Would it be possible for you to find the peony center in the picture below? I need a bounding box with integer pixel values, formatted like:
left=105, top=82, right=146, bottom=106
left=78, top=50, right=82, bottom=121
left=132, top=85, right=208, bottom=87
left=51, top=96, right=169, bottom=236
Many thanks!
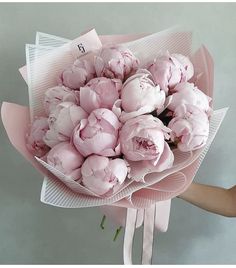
left=132, top=137, right=157, bottom=155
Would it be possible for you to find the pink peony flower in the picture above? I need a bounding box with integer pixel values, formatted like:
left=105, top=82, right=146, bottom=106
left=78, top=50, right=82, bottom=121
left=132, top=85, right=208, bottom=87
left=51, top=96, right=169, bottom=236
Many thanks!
left=120, top=114, right=173, bottom=168
left=26, top=117, right=49, bottom=157
left=172, top=53, right=194, bottom=80
left=120, top=70, right=165, bottom=121
left=47, top=142, right=84, bottom=181
left=94, top=45, right=139, bottom=81
left=167, top=82, right=211, bottom=114
left=168, top=104, right=210, bottom=152
left=59, top=58, right=96, bottom=90
left=81, top=155, right=127, bottom=195
left=44, top=85, right=80, bottom=115
left=43, top=128, right=68, bottom=149
left=73, top=108, right=121, bottom=157
left=44, top=102, right=88, bottom=147
left=147, top=52, right=194, bottom=94
left=80, top=77, right=121, bottom=114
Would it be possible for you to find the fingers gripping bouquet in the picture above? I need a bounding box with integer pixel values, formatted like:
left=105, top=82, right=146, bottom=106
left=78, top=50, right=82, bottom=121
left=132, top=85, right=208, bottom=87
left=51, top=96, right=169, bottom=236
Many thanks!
left=1, top=27, right=228, bottom=264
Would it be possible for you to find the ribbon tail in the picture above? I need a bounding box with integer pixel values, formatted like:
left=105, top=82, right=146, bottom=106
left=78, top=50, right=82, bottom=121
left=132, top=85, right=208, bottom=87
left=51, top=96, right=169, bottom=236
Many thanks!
left=155, top=199, right=171, bottom=232
left=123, top=208, right=138, bottom=265
left=141, top=204, right=156, bottom=264
left=123, top=201, right=171, bottom=265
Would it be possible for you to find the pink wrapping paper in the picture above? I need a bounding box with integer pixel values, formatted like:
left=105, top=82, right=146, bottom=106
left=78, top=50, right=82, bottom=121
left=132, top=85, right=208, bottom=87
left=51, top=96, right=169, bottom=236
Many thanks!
left=2, top=28, right=227, bottom=209
left=1, top=28, right=228, bottom=265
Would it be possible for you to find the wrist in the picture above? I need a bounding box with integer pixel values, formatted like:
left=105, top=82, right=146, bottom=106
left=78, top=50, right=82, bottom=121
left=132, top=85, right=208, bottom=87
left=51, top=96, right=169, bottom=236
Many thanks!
left=177, top=182, right=196, bottom=200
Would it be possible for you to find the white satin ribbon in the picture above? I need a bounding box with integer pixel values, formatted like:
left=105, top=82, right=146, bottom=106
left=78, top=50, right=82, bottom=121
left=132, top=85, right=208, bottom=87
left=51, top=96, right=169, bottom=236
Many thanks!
left=142, top=204, right=156, bottom=264
left=123, top=208, right=138, bottom=265
left=123, top=200, right=171, bottom=265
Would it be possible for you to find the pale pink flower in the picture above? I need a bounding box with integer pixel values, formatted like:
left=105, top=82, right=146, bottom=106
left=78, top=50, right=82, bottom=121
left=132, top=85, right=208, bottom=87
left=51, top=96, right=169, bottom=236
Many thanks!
left=147, top=52, right=194, bottom=94
left=167, top=82, right=211, bottom=114
left=80, top=77, right=121, bottom=114
left=172, top=53, right=194, bottom=80
left=73, top=108, right=121, bottom=157
left=47, top=142, right=84, bottom=181
left=168, top=104, right=210, bottom=152
left=44, top=102, right=88, bottom=147
left=81, top=155, right=127, bottom=195
left=94, top=45, right=139, bottom=81
left=120, top=114, right=173, bottom=169
left=120, top=70, right=165, bottom=121
left=44, top=85, right=80, bottom=115
left=59, top=58, right=96, bottom=90
left=26, top=117, right=49, bottom=157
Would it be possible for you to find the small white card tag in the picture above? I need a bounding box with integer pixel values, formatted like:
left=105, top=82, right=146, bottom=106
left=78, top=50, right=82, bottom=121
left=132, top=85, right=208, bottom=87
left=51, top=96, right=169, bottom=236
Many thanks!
left=70, top=28, right=102, bottom=58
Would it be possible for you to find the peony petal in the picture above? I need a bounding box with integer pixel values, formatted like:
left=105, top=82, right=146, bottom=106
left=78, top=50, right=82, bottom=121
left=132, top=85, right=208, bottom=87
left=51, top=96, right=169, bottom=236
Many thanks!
left=69, top=105, right=88, bottom=127
left=94, top=56, right=105, bottom=76
left=75, top=132, right=117, bottom=157
left=93, top=108, right=120, bottom=130
left=108, top=158, right=128, bottom=183
left=120, top=105, right=154, bottom=123
left=149, top=142, right=174, bottom=171
left=112, top=99, right=122, bottom=118
left=80, top=86, right=100, bottom=114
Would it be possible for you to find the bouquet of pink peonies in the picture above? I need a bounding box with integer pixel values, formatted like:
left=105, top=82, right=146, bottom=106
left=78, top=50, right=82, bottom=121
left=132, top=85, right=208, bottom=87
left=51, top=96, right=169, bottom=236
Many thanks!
left=1, top=27, right=228, bottom=264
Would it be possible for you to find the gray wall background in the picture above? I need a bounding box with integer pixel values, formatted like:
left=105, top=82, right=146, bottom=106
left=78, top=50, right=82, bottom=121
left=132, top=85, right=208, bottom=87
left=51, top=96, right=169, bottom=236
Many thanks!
left=0, top=3, right=236, bottom=264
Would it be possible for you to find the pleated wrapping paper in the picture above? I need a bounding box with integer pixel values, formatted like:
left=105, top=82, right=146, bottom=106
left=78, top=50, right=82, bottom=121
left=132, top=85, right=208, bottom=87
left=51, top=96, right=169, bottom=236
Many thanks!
left=1, top=27, right=228, bottom=264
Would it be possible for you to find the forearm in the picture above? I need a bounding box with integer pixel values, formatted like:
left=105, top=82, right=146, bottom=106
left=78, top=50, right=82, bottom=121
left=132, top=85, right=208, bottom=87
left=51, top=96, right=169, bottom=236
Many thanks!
left=179, top=182, right=236, bottom=217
